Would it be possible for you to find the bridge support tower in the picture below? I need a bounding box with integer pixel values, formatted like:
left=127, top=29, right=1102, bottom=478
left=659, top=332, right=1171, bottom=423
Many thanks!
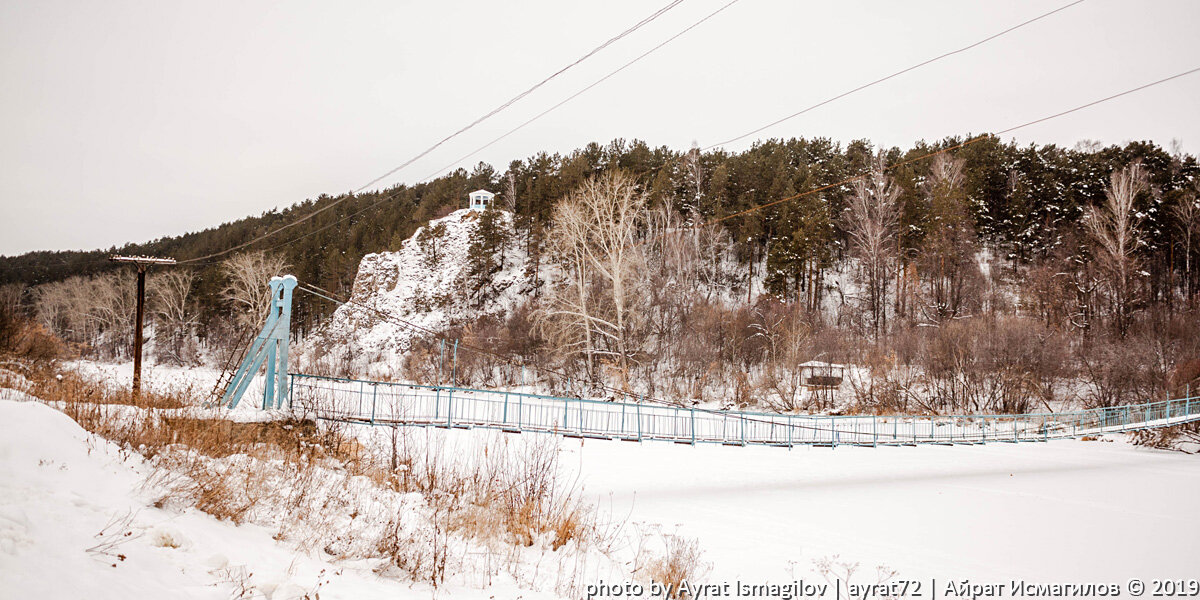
left=223, top=275, right=297, bottom=409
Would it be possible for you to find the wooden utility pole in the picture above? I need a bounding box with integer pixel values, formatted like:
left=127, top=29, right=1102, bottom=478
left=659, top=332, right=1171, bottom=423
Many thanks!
left=109, top=255, right=176, bottom=399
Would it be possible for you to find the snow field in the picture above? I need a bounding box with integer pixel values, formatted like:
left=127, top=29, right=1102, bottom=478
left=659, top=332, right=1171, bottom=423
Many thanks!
left=346, top=416, right=1200, bottom=590
left=22, top=361, right=1200, bottom=598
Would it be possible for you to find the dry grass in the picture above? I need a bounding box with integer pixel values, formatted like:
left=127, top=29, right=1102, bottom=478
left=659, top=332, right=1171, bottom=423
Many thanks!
left=814, top=555, right=901, bottom=600
left=634, top=529, right=709, bottom=599
left=25, top=366, right=190, bottom=409
left=364, top=430, right=608, bottom=588
left=375, top=426, right=598, bottom=554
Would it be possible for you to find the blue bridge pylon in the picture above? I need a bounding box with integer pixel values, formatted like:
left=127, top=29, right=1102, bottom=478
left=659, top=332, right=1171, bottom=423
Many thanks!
left=223, top=275, right=297, bottom=409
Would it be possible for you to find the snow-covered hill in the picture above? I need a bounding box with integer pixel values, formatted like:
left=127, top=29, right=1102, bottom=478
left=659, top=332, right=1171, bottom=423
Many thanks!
left=300, top=209, right=536, bottom=378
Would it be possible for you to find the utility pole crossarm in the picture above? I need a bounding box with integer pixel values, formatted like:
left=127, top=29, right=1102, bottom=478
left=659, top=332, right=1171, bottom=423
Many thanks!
left=109, top=255, right=178, bottom=267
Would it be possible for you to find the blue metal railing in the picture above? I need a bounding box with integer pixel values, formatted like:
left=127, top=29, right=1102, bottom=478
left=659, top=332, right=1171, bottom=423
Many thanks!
left=288, top=373, right=1200, bottom=448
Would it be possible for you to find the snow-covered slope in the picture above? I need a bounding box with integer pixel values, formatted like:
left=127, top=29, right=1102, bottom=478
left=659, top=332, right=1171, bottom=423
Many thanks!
left=3, top=368, right=601, bottom=599
left=0, top=399, right=444, bottom=600
left=300, top=209, right=535, bottom=377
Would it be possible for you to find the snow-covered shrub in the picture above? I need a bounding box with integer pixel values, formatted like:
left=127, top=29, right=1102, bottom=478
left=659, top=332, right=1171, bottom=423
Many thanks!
left=1130, top=422, right=1200, bottom=453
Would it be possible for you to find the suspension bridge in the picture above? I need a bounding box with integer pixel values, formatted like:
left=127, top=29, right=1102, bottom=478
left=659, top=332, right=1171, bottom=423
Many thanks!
left=285, top=373, right=1200, bottom=447
left=215, top=275, right=1200, bottom=449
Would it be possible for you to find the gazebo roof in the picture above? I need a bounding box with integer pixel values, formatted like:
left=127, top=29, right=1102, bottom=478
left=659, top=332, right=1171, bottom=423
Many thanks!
left=797, top=360, right=848, bottom=370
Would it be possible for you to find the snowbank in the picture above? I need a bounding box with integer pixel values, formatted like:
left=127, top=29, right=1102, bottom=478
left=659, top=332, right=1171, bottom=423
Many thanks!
left=0, top=398, right=557, bottom=599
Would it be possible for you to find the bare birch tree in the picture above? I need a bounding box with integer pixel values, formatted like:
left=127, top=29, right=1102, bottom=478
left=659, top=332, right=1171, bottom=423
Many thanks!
left=647, top=204, right=736, bottom=301
left=844, top=155, right=902, bottom=338
left=33, top=272, right=135, bottom=358
left=34, top=279, right=73, bottom=338
left=540, top=198, right=598, bottom=381
left=150, top=269, right=198, bottom=364
left=91, top=271, right=137, bottom=349
left=681, top=143, right=704, bottom=210
left=220, top=251, right=289, bottom=331
left=1085, top=162, right=1148, bottom=337
left=503, top=170, right=518, bottom=212
left=539, top=172, right=647, bottom=389
left=1172, top=184, right=1199, bottom=302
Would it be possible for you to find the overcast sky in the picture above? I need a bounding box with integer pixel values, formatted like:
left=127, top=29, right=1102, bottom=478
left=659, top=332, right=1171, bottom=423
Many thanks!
left=2, top=0, right=1198, bottom=256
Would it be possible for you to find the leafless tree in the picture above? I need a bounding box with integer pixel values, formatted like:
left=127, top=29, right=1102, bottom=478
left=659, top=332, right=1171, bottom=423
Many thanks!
left=539, top=172, right=647, bottom=389
left=1022, top=255, right=1075, bottom=330
left=0, top=284, right=20, bottom=313
left=503, top=170, right=518, bottom=212
left=150, top=269, right=198, bottom=365
left=0, top=284, right=24, bottom=351
left=680, top=143, right=704, bottom=210
left=647, top=204, right=736, bottom=301
left=91, top=272, right=137, bottom=350
left=1085, top=162, right=1148, bottom=336
left=34, top=278, right=75, bottom=339
left=150, top=270, right=194, bottom=330
left=33, top=272, right=136, bottom=358
left=750, top=306, right=814, bottom=412
left=220, top=251, right=289, bottom=331
left=540, top=198, right=599, bottom=381
left=844, top=155, right=902, bottom=338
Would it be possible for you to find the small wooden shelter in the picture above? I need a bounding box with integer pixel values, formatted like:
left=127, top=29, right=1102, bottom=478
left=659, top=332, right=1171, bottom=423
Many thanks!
left=798, top=360, right=846, bottom=410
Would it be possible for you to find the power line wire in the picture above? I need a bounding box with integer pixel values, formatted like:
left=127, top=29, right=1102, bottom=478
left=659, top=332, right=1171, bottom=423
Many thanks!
left=257, top=0, right=1085, bottom=251
left=73, top=0, right=1086, bottom=268
left=173, top=0, right=690, bottom=265
left=182, top=0, right=748, bottom=268
left=991, top=66, right=1200, bottom=137
left=47, top=63, right=1200, bottom=275
left=665, top=65, right=1200, bottom=240
left=420, top=0, right=745, bottom=183
left=355, top=0, right=687, bottom=195
left=703, top=0, right=1088, bottom=151
left=187, top=65, right=1200, bottom=271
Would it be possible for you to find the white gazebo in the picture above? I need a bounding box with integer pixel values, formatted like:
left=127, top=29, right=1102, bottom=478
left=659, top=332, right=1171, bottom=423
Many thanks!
left=468, top=189, right=495, bottom=211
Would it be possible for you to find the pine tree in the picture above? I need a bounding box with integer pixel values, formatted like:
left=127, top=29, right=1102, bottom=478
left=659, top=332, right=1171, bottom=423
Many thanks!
left=464, top=208, right=511, bottom=306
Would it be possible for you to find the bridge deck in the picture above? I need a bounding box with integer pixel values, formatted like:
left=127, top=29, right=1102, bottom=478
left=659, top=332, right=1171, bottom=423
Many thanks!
left=288, top=373, right=1200, bottom=448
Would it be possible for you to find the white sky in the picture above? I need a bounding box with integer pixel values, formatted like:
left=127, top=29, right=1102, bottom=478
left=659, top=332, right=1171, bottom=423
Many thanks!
left=2, top=0, right=1198, bottom=256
